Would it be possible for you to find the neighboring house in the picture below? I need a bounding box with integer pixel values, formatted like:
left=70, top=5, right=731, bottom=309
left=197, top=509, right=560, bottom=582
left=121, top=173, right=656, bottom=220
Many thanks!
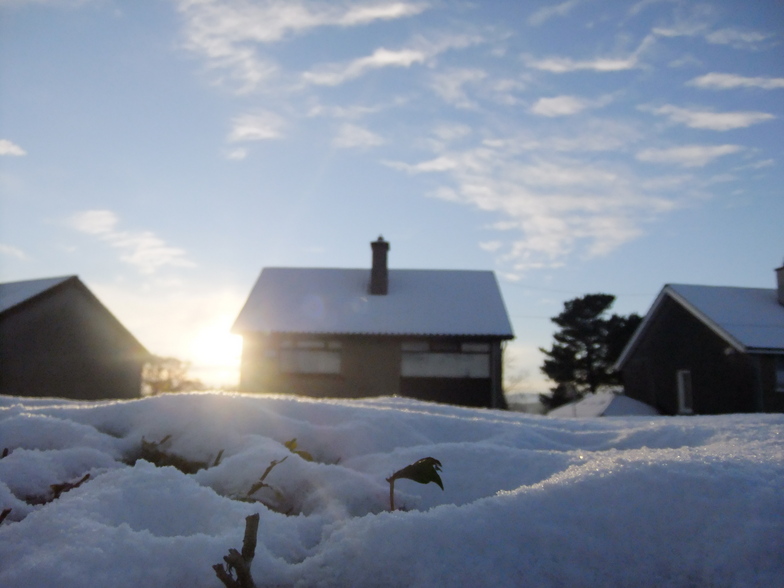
left=615, top=264, right=784, bottom=415
left=232, top=237, right=515, bottom=408
left=0, top=276, right=148, bottom=400
left=547, top=392, right=659, bottom=418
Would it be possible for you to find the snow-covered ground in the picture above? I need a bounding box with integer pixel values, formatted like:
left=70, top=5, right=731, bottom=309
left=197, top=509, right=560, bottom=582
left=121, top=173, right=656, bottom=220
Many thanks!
left=0, top=392, right=782, bottom=587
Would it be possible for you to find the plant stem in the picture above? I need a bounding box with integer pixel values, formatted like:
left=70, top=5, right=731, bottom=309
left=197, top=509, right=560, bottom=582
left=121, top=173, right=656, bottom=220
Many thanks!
left=388, top=478, right=395, bottom=511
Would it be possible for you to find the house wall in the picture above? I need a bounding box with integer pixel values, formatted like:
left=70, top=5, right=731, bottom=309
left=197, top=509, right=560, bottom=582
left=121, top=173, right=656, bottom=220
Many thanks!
left=621, top=297, right=759, bottom=415
left=757, top=354, right=784, bottom=412
left=0, top=284, right=146, bottom=399
left=239, top=333, right=503, bottom=407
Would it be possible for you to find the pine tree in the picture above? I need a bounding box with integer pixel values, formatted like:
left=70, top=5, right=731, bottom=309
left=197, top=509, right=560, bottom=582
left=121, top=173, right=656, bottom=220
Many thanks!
left=539, top=294, right=641, bottom=410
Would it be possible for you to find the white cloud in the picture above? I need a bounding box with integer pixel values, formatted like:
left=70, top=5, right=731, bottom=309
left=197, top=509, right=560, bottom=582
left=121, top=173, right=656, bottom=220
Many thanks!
left=641, top=104, right=774, bottom=131
left=530, top=94, right=612, bottom=117
left=389, top=133, right=678, bottom=270
left=430, top=68, right=486, bottom=108
left=332, top=123, right=384, bottom=149
left=225, top=147, right=248, bottom=160
left=479, top=240, right=502, bottom=252
left=68, top=209, right=119, bottom=234
left=66, top=210, right=196, bottom=274
left=705, top=28, right=772, bottom=49
left=524, top=35, right=655, bottom=73
left=636, top=144, right=743, bottom=167
left=303, top=33, right=483, bottom=87
left=527, top=0, right=582, bottom=26
left=0, top=139, right=26, bottom=156
left=303, top=47, right=426, bottom=86
left=227, top=111, right=285, bottom=142
left=176, top=0, right=429, bottom=93
left=687, top=72, right=784, bottom=90
left=0, top=244, right=27, bottom=260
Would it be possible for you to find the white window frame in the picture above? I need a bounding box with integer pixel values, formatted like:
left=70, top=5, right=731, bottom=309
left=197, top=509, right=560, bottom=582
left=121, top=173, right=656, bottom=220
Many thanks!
left=775, top=356, right=784, bottom=393
left=676, top=369, right=694, bottom=415
left=278, top=339, right=341, bottom=375
left=400, top=340, right=490, bottom=379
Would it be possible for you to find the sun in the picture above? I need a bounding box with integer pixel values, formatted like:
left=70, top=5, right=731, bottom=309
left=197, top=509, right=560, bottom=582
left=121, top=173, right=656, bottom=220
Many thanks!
left=189, top=318, right=243, bottom=384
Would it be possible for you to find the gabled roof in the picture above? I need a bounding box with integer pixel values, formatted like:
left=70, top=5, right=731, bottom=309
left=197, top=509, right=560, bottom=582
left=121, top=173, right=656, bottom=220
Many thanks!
left=0, top=275, right=149, bottom=354
left=616, top=283, right=784, bottom=368
left=0, top=276, right=76, bottom=315
left=232, top=267, right=514, bottom=338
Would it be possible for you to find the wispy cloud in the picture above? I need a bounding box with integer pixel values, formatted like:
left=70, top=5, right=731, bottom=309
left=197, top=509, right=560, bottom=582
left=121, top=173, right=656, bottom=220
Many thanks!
left=0, top=244, right=27, bottom=260
left=388, top=131, right=677, bottom=272
left=530, top=94, right=612, bottom=117
left=705, top=28, right=772, bottom=49
left=304, top=32, right=484, bottom=86
left=176, top=0, right=429, bottom=93
left=332, top=123, right=384, bottom=148
left=0, top=139, right=26, bottom=156
left=640, top=104, right=774, bottom=130
left=650, top=5, right=771, bottom=50
left=430, top=68, right=487, bottom=108
left=527, top=0, right=582, bottom=26
left=524, top=35, right=654, bottom=73
left=227, top=111, right=285, bottom=143
left=688, top=72, right=784, bottom=90
left=636, top=144, right=743, bottom=167
left=66, top=210, right=196, bottom=274
left=303, top=47, right=427, bottom=86
left=225, top=147, right=248, bottom=160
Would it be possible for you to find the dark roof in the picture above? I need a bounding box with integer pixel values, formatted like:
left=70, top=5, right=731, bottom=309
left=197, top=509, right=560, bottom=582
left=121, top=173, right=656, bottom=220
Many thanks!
left=616, top=283, right=784, bottom=368
left=0, top=275, right=75, bottom=315
left=0, top=275, right=149, bottom=355
left=232, top=267, right=514, bottom=338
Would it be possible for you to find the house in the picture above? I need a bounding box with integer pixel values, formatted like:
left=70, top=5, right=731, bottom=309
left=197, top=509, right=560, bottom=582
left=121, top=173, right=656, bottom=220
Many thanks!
left=232, top=237, right=515, bottom=408
left=547, top=392, right=659, bottom=418
left=614, top=264, right=784, bottom=415
left=0, top=275, right=148, bottom=400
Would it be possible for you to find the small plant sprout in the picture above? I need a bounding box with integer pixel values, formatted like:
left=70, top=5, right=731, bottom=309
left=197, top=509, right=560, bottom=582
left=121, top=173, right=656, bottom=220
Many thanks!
left=386, top=457, right=443, bottom=511
left=284, top=438, right=313, bottom=462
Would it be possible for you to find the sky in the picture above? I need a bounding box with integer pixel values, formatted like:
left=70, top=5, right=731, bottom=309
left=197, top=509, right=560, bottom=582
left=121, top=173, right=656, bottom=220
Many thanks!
left=1, top=0, right=783, bottom=393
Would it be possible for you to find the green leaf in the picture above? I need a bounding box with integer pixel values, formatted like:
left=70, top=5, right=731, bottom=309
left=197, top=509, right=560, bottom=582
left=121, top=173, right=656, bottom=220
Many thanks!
left=284, top=438, right=314, bottom=462
left=387, top=457, right=444, bottom=490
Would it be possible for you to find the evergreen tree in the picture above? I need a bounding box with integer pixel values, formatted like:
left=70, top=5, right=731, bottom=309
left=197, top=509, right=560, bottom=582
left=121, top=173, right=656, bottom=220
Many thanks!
left=539, top=294, right=642, bottom=410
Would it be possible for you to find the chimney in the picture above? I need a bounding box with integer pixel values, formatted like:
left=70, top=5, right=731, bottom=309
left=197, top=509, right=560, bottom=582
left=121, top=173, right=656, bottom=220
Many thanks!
left=777, top=261, right=784, bottom=306
left=369, top=236, right=390, bottom=295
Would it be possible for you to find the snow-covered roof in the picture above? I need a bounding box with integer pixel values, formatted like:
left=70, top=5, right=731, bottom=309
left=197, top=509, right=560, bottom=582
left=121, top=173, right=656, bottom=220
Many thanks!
left=232, top=267, right=514, bottom=338
left=616, top=283, right=784, bottom=367
left=0, top=275, right=75, bottom=315
left=548, top=392, right=660, bottom=417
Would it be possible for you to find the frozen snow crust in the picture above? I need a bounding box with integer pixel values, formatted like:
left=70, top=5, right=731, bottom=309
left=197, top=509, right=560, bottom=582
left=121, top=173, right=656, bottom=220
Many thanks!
left=0, top=392, right=782, bottom=587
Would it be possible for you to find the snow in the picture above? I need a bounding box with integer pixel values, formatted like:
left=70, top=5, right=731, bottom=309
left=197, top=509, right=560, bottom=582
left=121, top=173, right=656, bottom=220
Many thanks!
left=1, top=392, right=782, bottom=587
left=548, top=393, right=660, bottom=418
left=233, top=268, right=514, bottom=337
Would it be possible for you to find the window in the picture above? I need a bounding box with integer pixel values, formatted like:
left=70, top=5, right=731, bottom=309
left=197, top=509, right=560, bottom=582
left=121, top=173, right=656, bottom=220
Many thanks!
left=676, top=369, right=693, bottom=414
left=776, top=357, right=784, bottom=393
left=401, top=340, right=490, bottom=379
left=278, top=339, right=341, bottom=375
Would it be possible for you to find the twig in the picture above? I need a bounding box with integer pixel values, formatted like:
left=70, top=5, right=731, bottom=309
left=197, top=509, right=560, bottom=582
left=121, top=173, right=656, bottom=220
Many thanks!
left=213, top=513, right=260, bottom=588
left=51, top=473, right=90, bottom=500
left=0, top=508, right=11, bottom=525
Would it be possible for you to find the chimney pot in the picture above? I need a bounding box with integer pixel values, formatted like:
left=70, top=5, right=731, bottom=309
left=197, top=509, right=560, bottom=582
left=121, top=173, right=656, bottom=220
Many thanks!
left=370, top=236, right=390, bottom=295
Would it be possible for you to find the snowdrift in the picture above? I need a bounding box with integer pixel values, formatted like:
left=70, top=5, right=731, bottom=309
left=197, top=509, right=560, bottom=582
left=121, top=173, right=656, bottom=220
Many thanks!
left=0, top=392, right=782, bottom=587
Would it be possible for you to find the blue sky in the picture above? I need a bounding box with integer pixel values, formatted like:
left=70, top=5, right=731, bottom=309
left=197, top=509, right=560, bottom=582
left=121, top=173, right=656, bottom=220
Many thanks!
left=2, top=0, right=783, bottom=393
